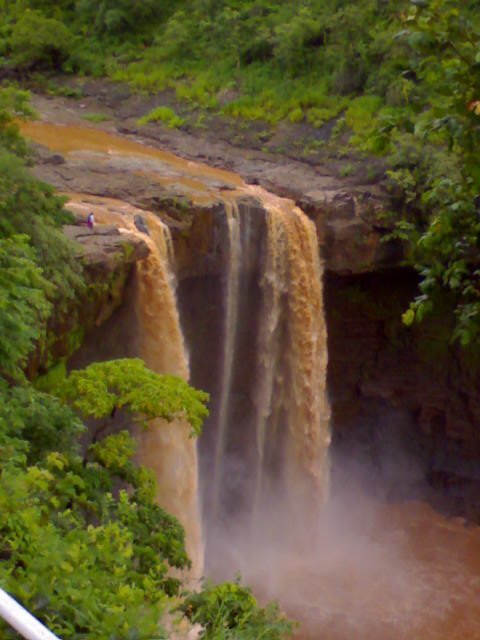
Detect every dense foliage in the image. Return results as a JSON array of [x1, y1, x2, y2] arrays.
[[61, 358, 209, 435], [0, 380, 188, 639], [0, 86, 82, 380], [0, 361, 212, 638], [179, 580, 296, 640], [387, 0, 480, 344]]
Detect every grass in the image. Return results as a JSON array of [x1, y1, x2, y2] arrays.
[[137, 105, 185, 129], [47, 83, 84, 98], [81, 112, 110, 123], [340, 163, 355, 178]]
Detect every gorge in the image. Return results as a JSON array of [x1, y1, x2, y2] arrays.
[[21, 99, 480, 640]]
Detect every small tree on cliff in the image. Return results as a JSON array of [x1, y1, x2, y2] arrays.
[[60, 357, 209, 436]]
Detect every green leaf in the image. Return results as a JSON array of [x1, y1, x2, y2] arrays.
[[402, 308, 415, 326]]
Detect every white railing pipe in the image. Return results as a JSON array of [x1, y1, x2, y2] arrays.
[[0, 588, 60, 640]]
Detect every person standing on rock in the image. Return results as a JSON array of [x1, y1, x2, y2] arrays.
[[87, 212, 95, 230]]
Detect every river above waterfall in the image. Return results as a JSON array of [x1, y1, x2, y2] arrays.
[[22, 117, 480, 640]]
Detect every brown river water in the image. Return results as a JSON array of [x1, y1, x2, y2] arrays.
[[22, 118, 480, 640]]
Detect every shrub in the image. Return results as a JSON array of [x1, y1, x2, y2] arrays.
[[179, 579, 296, 640], [137, 105, 185, 128], [8, 10, 74, 71], [81, 112, 110, 123], [0, 379, 189, 639], [288, 107, 304, 123]]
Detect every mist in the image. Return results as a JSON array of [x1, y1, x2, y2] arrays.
[[202, 428, 480, 640]]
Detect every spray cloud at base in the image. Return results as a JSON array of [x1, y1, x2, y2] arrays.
[[204, 438, 480, 640]]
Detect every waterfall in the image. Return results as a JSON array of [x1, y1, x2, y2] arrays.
[[65, 197, 203, 576], [134, 214, 203, 576], [23, 120, 329, 555], [208, 188, 330, 543], [211, 199, 242, 518]]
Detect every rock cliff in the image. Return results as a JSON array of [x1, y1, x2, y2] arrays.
[[28, 213, 149, 379]]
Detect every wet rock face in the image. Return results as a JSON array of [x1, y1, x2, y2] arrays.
[[172, 196, 266, 280], [312, 193, 403, 274], [64, 222, 149, 269], [325, 269, 480, 519]]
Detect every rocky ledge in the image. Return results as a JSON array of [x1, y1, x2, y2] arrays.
[[28, 214, 150, 379], [63, 219, 149, 271], [30, 91, 401, 275]]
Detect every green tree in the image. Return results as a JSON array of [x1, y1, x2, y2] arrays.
[[391, 0, 480, 343], [75, 0, 165, 37], [8, 9, 74, 71], [0, 236, 51, 381], [0, 356, 211, 638], [0, 379, 189, 639], [0, 86, 34, 157], [0, 87, 84, 377], [179, 579, 295, 640], [60, 358, 209, 436]]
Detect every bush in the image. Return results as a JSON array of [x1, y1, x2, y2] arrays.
[[179, 579, 296, 640], [8, 10, 74, 71], [81, 112, 110, 123], [0, 236, 51, 381], [0, 379, 188, 639], [138, 105, 185, 129]]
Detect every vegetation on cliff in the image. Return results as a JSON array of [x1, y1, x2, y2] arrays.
[[0, 86, 82, 380], [0, 91, 294, 638]]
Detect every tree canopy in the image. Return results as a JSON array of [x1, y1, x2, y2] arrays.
[[0, 87, 83, 380], [61, 358, 209, 435], [0, 378, 190, 639]]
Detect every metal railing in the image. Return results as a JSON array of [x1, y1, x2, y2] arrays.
[[0, 589, 60, 640]]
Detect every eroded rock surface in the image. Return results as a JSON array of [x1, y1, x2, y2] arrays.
[[30, 92, 399, 275], [326, 270, 480, 518], [63, 222, 149, 268], [28, 211, 150, 379]]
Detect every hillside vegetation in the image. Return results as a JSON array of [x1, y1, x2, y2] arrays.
[[1, 0, 478, 343]]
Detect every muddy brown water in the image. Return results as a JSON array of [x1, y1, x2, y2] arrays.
[[291, 501, 480, 640], [22, 120, 480, 640]]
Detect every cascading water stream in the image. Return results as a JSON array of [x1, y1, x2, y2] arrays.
[[207, 187, 331, 538], [252, 192, 330, 520], [65, 196, 203, 576], [211, 199, 242, 519], [251, 207, 287, 518], [134, 214, 203, 576]]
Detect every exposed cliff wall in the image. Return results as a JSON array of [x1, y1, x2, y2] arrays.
[[29, 213, 149, 379], [325, 269, 480, 518]]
